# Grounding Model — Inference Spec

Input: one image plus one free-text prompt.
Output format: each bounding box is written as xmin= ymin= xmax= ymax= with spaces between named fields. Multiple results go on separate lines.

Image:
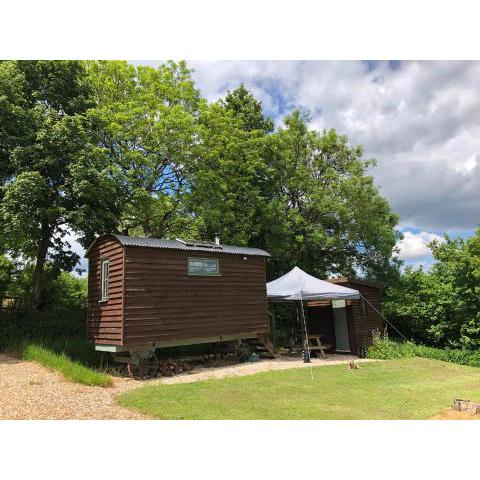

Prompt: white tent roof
xmin=267 ymin=266 xmax=360 ymax=301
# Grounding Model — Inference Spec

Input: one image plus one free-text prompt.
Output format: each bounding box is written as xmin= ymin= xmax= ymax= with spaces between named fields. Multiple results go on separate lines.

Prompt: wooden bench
xmin=306 ymin=335 xmax=332 ymax=359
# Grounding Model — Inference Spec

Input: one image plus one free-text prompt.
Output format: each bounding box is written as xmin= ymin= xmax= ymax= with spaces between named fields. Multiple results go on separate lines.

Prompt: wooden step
xmin=257 ymin=334 xmax=280 ymax=359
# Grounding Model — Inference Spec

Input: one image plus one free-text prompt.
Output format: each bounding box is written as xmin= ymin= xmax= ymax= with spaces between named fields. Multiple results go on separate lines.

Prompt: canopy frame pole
xmin=299 ymin=290 xmax=311 ymax=362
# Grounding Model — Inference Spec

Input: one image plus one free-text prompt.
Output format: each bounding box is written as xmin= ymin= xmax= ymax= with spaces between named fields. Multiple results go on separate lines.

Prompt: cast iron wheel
xmin=127 ymin=352 xmax=159 ymax=379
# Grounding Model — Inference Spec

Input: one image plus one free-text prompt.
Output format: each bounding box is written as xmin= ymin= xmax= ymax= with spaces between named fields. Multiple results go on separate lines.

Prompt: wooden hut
xmin=85 ymin=234 xmax=271 ymax=357
xmin=306 ymin=277 xmax=384 ymax=356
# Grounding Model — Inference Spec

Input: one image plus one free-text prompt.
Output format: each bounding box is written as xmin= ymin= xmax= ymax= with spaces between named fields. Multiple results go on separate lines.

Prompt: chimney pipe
xmin=214 ymin=233 xmax=220 ymax=245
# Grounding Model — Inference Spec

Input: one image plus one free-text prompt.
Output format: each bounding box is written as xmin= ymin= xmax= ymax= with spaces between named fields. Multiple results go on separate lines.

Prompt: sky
xmin=72 ymin=60 xmax=480 ymax=273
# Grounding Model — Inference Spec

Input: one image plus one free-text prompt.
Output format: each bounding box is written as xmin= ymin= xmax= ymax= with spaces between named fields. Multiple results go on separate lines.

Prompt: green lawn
xmin=117 ymin=358 xmax=480 ymax=419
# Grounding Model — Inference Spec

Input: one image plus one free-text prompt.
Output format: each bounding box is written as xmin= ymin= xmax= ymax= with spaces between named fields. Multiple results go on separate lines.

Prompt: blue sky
xmin=71 ymin=61 xmax=480 ymax=273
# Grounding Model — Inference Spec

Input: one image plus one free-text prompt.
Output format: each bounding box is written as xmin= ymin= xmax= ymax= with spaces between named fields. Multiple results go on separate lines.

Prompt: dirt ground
xmin=429 ymin=409 xmax=480 ymax=420
xmin=0 ymin=353 xmax=375 ymax=420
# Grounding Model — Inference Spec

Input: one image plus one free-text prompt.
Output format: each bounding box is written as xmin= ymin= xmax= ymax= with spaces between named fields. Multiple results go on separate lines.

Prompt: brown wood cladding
xmin=87 ymin=237 xmax=124 ymax=345
xmin=123 ymin=247 xmax=268 ymax=345
xmin=305 ymin=278 xmax=384 ymax=355
xmin=332 ymin=279 xmax=384 ymax=354
xmin=87 ymin=236 xmax=269 ymax=347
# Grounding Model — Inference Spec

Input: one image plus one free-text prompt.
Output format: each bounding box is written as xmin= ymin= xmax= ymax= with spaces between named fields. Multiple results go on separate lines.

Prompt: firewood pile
xmin=107 ymin=353 xmax=241 ymax=379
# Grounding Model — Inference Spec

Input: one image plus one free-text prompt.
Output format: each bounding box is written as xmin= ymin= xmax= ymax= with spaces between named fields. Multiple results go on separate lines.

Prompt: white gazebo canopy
xmin=267 ymin=266 xmax=360 ymax=301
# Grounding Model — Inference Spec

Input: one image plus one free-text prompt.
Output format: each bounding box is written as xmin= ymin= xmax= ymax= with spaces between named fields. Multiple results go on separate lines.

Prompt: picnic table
xmin=305 ymin=335 xmax=332 ymax=359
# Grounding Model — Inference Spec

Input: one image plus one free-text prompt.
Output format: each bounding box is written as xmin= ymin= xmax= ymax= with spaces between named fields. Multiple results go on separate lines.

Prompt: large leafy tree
xmin=385 ymin=229 xmax=480 ymax=347
xmin=0 ymin=61 xmax=118 ymax=310
xmin=261 ymin=109 xmax=398 ymax=279
xmin=86 ymin=60 xmax=202 ymax=238
xmin=188 ymin=101 xmax=269 ymax=245
xmin=190 ymin=87 xmax=399 ymax=281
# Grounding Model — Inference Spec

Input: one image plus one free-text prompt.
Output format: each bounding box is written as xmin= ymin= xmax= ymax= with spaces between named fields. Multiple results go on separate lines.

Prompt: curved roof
xmin=86 ymin=234 xmax=270 ymax=257
xmin=267 ymin=266 xmax=360 ymax=301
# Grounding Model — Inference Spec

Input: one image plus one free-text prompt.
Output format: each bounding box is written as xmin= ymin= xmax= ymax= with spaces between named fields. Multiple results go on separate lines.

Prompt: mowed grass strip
xmin=118 ymin=357 xmax=480 ymax=419
xmin=23 ymin=344 xmax=112 ymax=387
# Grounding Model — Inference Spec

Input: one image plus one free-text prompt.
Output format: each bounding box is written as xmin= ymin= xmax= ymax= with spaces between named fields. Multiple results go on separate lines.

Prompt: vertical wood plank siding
xmin=87 ymin=237 xmax=124 ymax=345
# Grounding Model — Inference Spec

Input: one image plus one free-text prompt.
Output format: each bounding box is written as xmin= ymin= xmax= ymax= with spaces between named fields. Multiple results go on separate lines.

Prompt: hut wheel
xmin=127 ymin=352 xmax=159 ymax=379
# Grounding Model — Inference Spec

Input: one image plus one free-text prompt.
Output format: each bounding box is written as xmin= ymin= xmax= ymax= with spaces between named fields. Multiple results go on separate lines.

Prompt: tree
xmin=384 ymin=229 xmax=480 ymax=347
xmin=221 ymin=84 xmax=274 ymax=133
xmin=191 ymin=87 xmax=399 ymax=282
xmin=188 ymin=101 xmax=269 ymax=245
xmin=0 ymin=61 xmax=118 ymax=310
xmin=86 ymin=60 xmax=202 ymax=238
xmin=0 ymin=255 xmax=14 ymax=300
xmin=262 ymin=110 xmax=399 ymax=279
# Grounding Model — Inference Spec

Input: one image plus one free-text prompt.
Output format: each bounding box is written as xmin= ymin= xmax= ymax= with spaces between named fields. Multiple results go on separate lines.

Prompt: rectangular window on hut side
xmin=188 ymin=257 xmax=220 ymax=276
xmin=101 ymin=259 xmax=109 ymax=301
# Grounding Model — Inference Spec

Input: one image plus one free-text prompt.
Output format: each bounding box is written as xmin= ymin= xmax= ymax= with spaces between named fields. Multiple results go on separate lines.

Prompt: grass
xmin=22 ymin=344 xmax=112 ymax=387
xmin=118 ymin=357 xmax=480 ymax=419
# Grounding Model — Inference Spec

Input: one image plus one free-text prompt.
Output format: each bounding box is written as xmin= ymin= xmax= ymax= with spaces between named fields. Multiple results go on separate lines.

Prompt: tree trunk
xmin=29 ymin=221 xmax=52 ymax=312
xmin=143 ymin=219 xmax=152 ymax=238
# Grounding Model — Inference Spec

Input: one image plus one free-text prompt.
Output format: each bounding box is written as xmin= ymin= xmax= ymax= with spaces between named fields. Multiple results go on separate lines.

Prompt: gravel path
xmin=0 ymin=353 xmax=376 ymax=419
xmin=158 ymin=354 xmax=377 ymax=384
xmin=159 ymin=354 xmax=377 ymax=384
xmin=0 ymin=354 xmax=147 ymax=420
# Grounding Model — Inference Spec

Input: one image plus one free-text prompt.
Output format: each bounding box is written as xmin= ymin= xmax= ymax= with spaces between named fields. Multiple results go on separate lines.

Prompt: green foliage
xmin=221 ymin=84 xmax=274 ymax=133
xmin=191 ymin=104 xmax=399 ymax=279
xmin=262 ymin=111 xmax=400 ymax=279
xmin=22 ymin=343 xmax=111 ymax=387
xmin=86 ymin=60 xmax=202 ymax=239
xmin=118 ymin=357 xmax=480 ymax=419
xmin=0 ymin=269 xmax=92 ymax=367
xmin=0 ymin=255 xmax=14 ymax=299
xmin=385 ymin=228 xmax=480 ymax=348
xmin=0 ymin=60 xmax=118 ymax=308
xmin=367 ymin=334 xmax=480 ymax=368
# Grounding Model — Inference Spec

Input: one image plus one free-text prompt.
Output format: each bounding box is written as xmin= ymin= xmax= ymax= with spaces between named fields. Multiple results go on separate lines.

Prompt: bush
xmin=0 ymin=267 xmax=98 ymax=366
xmin=367 ymin=332 xmax=417 ymax=359
xmin=22 ymin=343 xmax=112 ymax=387
xmin=367 ymin=332 xmax=480 ymax=368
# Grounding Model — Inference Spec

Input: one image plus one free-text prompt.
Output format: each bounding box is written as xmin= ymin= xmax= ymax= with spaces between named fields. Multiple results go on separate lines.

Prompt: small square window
xmin=101 ymin=259 xmax=109 ymax=301
xmin=332 ymin=299 xmax=346 ymax=309
xmin=188 ymin=257 xmax=220 ymax=276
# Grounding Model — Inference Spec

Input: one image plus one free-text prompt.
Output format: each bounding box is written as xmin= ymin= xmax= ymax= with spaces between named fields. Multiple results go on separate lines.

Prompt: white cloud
xmin=395 ymin=231 xmax=444 ymax=260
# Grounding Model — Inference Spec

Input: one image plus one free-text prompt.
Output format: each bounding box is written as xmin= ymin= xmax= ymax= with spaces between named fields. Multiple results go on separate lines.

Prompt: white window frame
xmin=100 ymin=259 xmax=109 ymax=302
xmin=187 ymin=257 xmax=220 ymax=276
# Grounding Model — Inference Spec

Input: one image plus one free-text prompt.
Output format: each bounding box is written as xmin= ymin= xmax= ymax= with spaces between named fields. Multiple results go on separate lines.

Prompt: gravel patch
xmin=0 ymin=354 xmax=147 ymax=420
xmin=0 ymin=353 xmax=377 ymax=419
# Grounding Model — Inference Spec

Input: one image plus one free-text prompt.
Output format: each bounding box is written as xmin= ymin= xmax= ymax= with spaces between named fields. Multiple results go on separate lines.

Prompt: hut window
xmin=188 ymin=257 xmax=220 ymax=276
xmin=101 ymin=259 xmax=109 ymax=301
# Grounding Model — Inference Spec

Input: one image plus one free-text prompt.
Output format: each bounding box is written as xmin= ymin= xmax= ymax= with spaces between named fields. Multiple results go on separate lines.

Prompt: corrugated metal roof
xmin=112 ymin=235 xmax=270 ymax=257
